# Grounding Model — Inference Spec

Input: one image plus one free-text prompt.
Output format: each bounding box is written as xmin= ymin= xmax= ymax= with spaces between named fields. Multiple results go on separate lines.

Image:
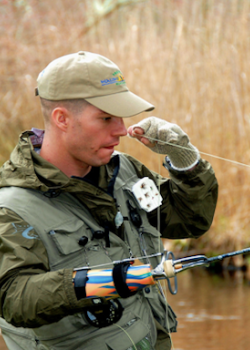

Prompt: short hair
xmin=40 ymin=98 xmax=90 ymax=125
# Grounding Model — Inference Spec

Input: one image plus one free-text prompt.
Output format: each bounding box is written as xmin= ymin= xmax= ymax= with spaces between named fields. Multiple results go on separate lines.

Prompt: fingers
xmin=127 ymin=126 xmax=156 ymax=148
xmin=127 ymin=126 xmax=144 ymax=137
xmin=127 ymin=117 xmax=196 ymax=158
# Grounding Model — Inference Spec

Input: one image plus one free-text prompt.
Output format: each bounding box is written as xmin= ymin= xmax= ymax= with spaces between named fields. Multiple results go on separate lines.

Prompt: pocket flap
xmin=47 ymin=219 xmax=91 ymax=255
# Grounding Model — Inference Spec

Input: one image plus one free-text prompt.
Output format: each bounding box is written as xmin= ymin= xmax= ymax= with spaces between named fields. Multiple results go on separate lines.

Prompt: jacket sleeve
xmin=0 ymin=208 xmax=95 ymax=328
xmin=125 ymin=154 xmax=218 ymax=239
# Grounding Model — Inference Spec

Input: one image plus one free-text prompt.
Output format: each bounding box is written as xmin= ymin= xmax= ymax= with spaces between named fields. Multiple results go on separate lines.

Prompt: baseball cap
xmin=35 ymin=51 xmax=155 ymax=118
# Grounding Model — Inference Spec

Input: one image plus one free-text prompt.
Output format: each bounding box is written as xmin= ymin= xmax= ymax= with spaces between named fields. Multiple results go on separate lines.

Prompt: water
xmin=166 ymin=268 xmax=250 ymax=350
xmin=0 ymin=268 xmax=249 ymax=349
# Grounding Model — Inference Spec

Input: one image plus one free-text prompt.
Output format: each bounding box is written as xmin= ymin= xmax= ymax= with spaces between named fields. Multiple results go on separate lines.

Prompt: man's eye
xmin=103 ymin=117 xmax=111 ymax=121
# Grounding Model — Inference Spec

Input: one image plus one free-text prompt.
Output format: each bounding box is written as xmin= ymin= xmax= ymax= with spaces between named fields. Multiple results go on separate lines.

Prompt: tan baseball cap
xmin=36 ymin=51 xmax=154 ymax=117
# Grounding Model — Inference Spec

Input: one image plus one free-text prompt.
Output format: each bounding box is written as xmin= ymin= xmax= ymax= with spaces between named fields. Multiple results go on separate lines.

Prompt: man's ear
xmin=51 ymin=107 xmax=70 ymax=132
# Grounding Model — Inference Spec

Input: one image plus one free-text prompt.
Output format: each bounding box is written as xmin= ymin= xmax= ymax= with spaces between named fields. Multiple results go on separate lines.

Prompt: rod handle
xmin=163 ymin=260 xmax=183 ymax=277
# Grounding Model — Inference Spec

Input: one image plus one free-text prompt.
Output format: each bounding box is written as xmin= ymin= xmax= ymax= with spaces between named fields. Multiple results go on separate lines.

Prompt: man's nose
xmin=113 ymin=118 xmax=127 ymax=137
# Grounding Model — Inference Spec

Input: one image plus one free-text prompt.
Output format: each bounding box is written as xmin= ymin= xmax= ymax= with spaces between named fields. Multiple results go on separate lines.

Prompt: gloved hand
xmin=127 ymin=116 xmax=200 ymax=171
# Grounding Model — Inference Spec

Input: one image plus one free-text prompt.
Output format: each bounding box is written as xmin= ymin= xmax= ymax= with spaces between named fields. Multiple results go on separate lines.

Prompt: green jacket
xmin=0 ymin=130 xmax=218 ymax=349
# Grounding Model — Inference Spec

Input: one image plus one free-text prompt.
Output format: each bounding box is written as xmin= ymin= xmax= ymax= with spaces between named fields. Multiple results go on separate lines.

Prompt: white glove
xmin=128 ymin=117 xmax=200 ymax=171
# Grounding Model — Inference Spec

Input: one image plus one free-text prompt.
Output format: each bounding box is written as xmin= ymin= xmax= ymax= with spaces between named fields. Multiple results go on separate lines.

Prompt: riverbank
xmin=163 ymin=239 xmax=250 ymax=282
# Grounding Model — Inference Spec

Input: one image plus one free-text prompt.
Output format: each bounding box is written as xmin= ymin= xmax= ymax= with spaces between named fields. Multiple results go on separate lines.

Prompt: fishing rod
xmin=72 ymin=247 xmax=250 ymax=327
xmin=74 ymin=247 xmax=250 ymax=300
xmin=152 ymin=247 xmax=250 ymax=295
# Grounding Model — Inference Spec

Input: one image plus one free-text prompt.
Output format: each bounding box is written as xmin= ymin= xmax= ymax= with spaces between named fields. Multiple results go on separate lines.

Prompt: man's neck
xmin=40 ymin=137 xmax=92 ymax=178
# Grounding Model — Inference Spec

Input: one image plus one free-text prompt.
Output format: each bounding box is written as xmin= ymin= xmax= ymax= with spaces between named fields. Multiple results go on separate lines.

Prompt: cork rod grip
xmin=163 ymin=260 xmax=182 ymax=277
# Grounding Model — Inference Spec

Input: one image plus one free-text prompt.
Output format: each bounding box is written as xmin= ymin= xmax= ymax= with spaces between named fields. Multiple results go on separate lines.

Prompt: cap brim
xmin=85 ymin=91 xmax=154 ymax=117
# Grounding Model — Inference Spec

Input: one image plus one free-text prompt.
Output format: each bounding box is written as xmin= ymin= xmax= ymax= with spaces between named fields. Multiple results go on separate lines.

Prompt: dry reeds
xmin=1 ymin=0 xmax=250 ymax=252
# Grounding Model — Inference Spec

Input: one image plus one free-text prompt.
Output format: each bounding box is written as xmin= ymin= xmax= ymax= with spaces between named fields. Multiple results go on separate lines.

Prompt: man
xmin=0 ymin=51 xmax=218 ymax=350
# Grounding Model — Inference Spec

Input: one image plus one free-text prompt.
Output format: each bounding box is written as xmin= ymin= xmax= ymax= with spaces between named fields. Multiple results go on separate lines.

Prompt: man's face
xmin=65 ymin=104 xmax=127 ymax=170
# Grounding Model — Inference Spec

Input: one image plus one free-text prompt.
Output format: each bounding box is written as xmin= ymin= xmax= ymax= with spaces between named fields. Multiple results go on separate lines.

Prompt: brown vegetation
xmin=1 ymin=0 xmax=250 ymax=253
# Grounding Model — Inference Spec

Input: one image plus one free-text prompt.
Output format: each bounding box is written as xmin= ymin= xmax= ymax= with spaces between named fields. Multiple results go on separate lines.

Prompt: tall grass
xmin=1 ymin=0 xmax=250 ymax=252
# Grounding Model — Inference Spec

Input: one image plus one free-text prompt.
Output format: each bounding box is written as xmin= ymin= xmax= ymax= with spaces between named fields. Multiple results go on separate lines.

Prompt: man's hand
xmin=128 ymin=116 xmax=200 ymax=171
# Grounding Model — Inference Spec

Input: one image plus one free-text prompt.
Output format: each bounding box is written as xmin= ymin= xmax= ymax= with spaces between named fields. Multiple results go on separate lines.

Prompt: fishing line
xmin=126 ymin=130 xmax=243 ymax=350
xmin=121 ymin=131 xmax=248 ymax=349
xmin=114 ymin=324 xmax=138 ymax=350
xmin=155 ymin=144 xmax=175 ymax=350
xmin=136 ymin=134 xmax=250 ymax=169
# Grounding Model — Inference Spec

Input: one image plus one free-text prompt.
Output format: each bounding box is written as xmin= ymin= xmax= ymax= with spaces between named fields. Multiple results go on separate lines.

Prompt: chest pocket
xmin=46 ymin=218 xmax=113 ymax=271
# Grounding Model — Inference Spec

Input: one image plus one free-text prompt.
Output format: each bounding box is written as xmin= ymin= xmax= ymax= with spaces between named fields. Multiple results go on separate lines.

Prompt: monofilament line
xmin=133 ymin=134 xmax=250 ymax=169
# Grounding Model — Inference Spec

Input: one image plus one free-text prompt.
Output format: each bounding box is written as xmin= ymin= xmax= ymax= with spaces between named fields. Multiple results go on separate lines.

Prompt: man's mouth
xmin=104 ymin=143 xmax=119 ymax=150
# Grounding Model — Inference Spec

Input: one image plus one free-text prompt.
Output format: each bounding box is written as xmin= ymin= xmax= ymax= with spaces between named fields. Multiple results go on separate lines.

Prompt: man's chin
xmin=93 ymin=155 xmax=112 ymax=167
xmin=91 ymin=149 xmax=115 ymax=166
xmin=101 ymin=149 xmax=115 ymax=163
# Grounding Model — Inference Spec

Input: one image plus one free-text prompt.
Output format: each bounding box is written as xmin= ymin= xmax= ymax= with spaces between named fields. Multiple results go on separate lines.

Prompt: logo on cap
xmin=100 ymin=70 xmax=125 ymax=86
